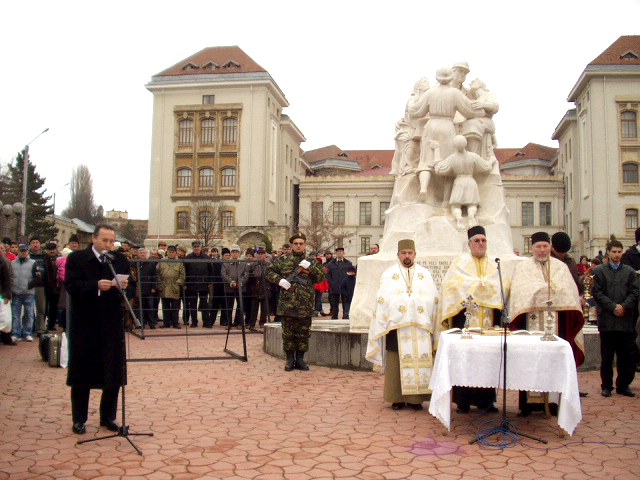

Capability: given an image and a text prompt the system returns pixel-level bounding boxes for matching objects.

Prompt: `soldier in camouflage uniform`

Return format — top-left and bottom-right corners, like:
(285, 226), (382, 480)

(266, 232), (325, 371)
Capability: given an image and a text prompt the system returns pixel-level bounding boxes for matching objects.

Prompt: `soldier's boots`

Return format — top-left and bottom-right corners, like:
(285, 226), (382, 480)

(296, 351), (310, 371)
(284, 351), (296, 371)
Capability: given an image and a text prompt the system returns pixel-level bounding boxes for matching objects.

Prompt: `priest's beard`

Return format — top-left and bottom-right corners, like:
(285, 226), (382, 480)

(402, 258), (414, 267)
(534, 256), (548, 263)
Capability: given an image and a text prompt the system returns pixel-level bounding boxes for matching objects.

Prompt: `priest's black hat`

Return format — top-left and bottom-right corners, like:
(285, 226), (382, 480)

(531, 231), (551, 244)
(551, 232), (571, 253)
(467, 225), (486, 239)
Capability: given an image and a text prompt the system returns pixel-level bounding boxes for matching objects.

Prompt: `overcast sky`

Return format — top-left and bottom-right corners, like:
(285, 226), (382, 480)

(1, 1), (639, 220)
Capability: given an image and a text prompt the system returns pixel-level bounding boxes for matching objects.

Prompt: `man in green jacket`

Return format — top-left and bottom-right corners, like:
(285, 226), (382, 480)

(266, 233), (325, 371)
(157, 245), (186, 329)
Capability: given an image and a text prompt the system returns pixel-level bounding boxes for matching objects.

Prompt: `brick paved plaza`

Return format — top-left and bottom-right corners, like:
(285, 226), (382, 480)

(1, 326), (639, 479)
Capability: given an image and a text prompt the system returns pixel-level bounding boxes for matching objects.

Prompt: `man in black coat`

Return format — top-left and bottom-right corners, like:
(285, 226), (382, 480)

(65, 224), (131, 435)
(592, 240), (639, 398)
(326, 247), (353, 319)
(184, 241), (213, 327)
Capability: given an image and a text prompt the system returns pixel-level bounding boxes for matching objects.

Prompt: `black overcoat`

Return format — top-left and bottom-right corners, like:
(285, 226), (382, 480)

(65, 246), (131, 388)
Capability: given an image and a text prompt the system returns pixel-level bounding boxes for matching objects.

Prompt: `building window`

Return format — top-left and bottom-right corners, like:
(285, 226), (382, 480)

(221, 167), (236, 187)
(199, 168), (214, 188)
(360, 202), (372, 225)
(539, 202), (552, 226)
(523, 236), (532, 255)
(223, 117), (238, 144)
(203, 95), (215, 104)
(179, 119), (194, 145)
(333, 202), (345, 225)
(222, 211), (234, 228)
(380, 202), (390, 225)
(626, 209), (639, 230)
(360, 236), (371, 254)
(621, 111), (638, 138)
(521, 202), (534, 226)
(177, 211), (189, 231)
(198, 211), (212, 232)
(311, 202), (323, 225)
(201, 118), (215, 145)
(623, 163), (639, 184)
(177, 168), (192, 188)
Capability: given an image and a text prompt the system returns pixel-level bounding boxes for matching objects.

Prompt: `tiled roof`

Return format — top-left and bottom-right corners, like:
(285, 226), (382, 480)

(343, 150), (394, 171)
(590, 35), (640, 66)
(155, 46), (266, 77)
(496, 143), (558, 166)
(302, 145), (345, 163)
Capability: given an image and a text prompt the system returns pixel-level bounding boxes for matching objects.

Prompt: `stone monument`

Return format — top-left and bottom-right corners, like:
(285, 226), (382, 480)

(350, 62), (516, 330)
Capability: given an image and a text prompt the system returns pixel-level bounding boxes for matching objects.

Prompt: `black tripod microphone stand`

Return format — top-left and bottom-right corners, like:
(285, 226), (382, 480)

(77, 253), (154, 455)
(469, 258), (547, 445)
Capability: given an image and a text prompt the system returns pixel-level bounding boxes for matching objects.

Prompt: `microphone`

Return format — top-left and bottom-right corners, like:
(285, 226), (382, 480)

(101, 250), (115, 261)
(495, 258), (501, 265)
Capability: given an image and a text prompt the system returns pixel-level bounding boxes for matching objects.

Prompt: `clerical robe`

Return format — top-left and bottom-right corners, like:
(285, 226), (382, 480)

(366, 263), (438, 396)
(509, 256), (585, 366)
(439, 253), (507, 409)
(439, 253), (507, 334)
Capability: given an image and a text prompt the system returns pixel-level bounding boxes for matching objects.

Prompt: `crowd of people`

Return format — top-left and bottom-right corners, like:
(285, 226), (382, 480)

(0, 233), (363, 346)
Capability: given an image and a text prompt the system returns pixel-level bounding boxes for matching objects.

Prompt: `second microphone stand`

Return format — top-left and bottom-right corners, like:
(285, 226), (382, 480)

(470, 258), (547, 445)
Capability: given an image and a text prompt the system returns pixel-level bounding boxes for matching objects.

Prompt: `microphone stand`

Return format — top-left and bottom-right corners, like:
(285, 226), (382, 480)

(77, 253), (154, 455)
(469, 258), (547, 445)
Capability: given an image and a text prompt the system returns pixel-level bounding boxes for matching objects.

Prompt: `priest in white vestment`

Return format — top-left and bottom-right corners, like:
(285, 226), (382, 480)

(439, 226), (506, 413)
(366, 239), (439, 410)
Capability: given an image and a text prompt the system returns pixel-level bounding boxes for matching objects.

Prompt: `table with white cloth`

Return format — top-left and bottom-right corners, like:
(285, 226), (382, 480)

(428, 332), (582, 436)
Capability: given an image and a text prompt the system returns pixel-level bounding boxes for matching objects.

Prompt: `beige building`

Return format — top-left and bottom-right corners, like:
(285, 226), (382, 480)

(299, 145), (563, 261)
(553, 35), (640, 258)
(145, 46), (304, 251)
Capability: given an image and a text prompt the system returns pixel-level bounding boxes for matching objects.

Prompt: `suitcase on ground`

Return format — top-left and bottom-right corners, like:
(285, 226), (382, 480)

(47, 334), (61, 368)
(39, 334), (55, 362)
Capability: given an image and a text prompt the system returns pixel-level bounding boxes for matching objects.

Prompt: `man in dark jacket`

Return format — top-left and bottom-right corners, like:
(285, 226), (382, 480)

(208, 248), (229, 327)
(184, 241), (212, 327)
(221, 244), (250, 328)
(0, 244), (15, 345)
(326, 247), (353, 319)
(65, 224), (131, 435)
(592, 240), (639, 398)
(43, 242), (60, 331)
(621, 227), (640, 372)
(136, 248), (158, 329)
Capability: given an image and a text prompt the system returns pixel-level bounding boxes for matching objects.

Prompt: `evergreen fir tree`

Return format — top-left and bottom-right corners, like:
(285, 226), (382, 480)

(5, 150), (57, 241)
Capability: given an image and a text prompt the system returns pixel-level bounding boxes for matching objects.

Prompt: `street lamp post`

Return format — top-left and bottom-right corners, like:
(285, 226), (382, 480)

(21, 127), (49, 236)
(2, 202), (23, 240)
(52, 182), (70, 225)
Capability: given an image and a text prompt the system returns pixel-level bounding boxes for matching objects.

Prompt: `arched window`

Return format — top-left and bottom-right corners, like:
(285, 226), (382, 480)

(623, 163), (639, 184)
(179, 119), (194, 145)
(222, 117), (238, 144)
(201, 118), (215, 145)
(177, 211), (189, 231)
(221, 167), (236, 187)
(199, 168), (214, 188)
(622, 111), (637, 138)
(626, 208), (638, 230)
(222, 211), (234, 228)
(177, 168), (192, 188)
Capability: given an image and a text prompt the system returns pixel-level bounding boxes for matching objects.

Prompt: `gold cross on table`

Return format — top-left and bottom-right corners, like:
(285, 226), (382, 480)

(460, 296), (478, 339)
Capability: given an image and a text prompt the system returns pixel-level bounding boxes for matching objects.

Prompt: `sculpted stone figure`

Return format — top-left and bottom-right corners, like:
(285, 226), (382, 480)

(461, 78), (499, 159)
(433, 135), (494, 229)
(390, 78), (430, 206)
(408, 67), (482, 205)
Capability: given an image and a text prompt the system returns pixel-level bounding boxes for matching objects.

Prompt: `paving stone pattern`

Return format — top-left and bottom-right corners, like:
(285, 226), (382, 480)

(1, 326), (639, 479)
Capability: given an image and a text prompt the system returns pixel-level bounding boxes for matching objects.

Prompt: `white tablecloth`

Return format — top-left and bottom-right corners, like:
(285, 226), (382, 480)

(428, 332), (582, 435)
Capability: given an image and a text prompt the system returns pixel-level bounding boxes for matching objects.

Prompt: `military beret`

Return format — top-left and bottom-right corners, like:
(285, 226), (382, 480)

(289, 232), (306, 243)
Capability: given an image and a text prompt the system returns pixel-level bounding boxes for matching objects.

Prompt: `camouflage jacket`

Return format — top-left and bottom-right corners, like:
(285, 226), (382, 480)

(266, 251), (325, 317)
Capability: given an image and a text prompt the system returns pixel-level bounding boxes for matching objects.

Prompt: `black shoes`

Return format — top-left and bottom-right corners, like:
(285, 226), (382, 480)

(159, 325), (170, 329)
(617, 387), (636, 397)
(392, 403), (405, 410)
(601, 388), (612, 397)
(407, 403), (423, 411)
(295, 351), (310, 371)
(485, 405), (499, 413)
(100, 419), (121, 432)
(284, 351), (296, 371)
(456, 405), (470, 414)
(579, 391), (589, 398)
(72, 422), (86, 434)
